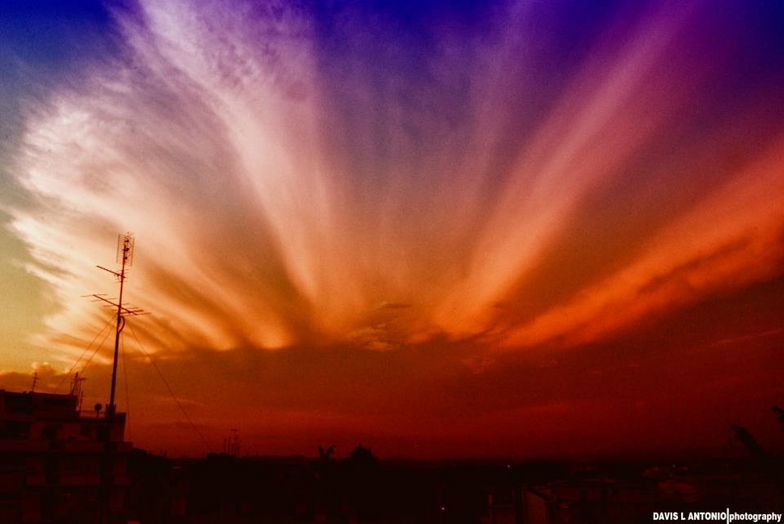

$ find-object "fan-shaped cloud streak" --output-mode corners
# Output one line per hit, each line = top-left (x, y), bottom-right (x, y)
(2, 0), (783, 457)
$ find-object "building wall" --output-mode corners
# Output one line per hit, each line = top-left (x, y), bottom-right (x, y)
(0, 390), (130, 524)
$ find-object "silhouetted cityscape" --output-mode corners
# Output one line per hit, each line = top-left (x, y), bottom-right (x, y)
(2, 0), (784, 522)
(1, 387), (783, 523)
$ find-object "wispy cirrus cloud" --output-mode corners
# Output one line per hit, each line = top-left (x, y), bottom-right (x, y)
(8, 0), (784, 365)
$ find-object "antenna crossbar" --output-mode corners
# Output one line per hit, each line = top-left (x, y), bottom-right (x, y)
(88, 232), (148, 418)
(89, 294), (148, 316)
(96, 265), (122, 279)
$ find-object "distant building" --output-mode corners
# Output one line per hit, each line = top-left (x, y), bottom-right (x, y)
(516, 465), (784, 524)
(0, 389), (131, 523)
(521, 479), (658, 524)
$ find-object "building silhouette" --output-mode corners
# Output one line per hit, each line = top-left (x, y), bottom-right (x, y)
(0, 389), (131, 523)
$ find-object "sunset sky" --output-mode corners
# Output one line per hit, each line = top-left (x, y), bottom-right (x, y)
(1, 0), (783, 459)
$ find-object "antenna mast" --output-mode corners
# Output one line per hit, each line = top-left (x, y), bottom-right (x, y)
(93, 233), (145, 418)
(70, 372), (86, 411)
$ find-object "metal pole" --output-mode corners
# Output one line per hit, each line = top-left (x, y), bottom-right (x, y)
(107, 237), (129, 418)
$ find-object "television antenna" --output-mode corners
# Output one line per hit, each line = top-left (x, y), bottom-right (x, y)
(70, 372), (86, 411)
(90, 233), (147, 417)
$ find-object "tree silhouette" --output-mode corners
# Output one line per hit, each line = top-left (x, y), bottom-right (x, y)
(314, 445), (337, 520)
(344, 444), (379, 520)
(318, 444), (336, 463)
(771, 406), (784, 432)
(347, 444), (377, 469)
(729, 424), (764, 457)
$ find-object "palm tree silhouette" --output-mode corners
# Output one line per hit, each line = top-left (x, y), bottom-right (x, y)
(729, 424), (763, 457)
(771, 406), (784, 432)
(318, 444), (336, 463)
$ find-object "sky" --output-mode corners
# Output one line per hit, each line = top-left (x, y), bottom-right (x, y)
(1, 0), (783, 460)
